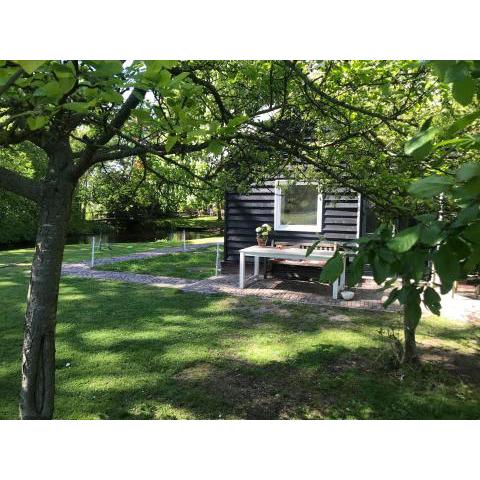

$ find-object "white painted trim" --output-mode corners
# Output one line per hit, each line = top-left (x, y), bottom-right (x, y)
(274, 180), (323, 233)
(356, 193), (361, 239)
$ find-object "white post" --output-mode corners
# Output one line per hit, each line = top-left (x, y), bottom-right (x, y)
(182, 229), (186, 251)
(254, 255), (260, 279)
(91, 236), (96, 267)
(332, 278), (339, 300)
(215, 242), (221, 276)
(239, 252), (245, 288)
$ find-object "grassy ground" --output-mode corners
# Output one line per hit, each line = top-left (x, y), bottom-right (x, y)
(1, 248), (479, 419)
(0, 236), (223, 268)
(154, 215), (224, 230)
(95, 245), (222, 280)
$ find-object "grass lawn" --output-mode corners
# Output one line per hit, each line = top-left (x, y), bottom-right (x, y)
(154, 215), (223, 230)
(1, 248), (479, 419)
(0, 236), (223, 268)
(95, 245), (222, 280)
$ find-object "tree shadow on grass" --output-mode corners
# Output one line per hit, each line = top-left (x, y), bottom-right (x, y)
(2, 273), (480, 420)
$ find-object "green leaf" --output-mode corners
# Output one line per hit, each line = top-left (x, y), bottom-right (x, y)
(383, 287), (399, 308)
(32, 77), (74, 101)
(387, 225), (421, 253)
(464, 248), (480, 272)
(157, 69), (172, 88)
(404, 127), (440, 159)
(420, 117), (433, 131)
(452, 77), (476, 106)
(462, 222), (480, 244)
(423, 286), (441, 316)
(305, 240), (321, 257)
(227, 115), (249, 128)
(93, 61), (123, 77)
(26, 115), (49, 130)
(408, 175), (453, 198)
(372, 255), (390, 284)
(207, 140), (223, 155)
(445, 111), (480, 137)
(420, 222), (444, 246)
(430, 60), (456, 81)
(347, 252), (366, 287)
(433, 244), (460, 294)
(452, 204), (480, 228)
(149, 60), (178, 69)
(456, 162), (480, 182)
(165, 135), (178, 153)
(62, 102), (91, 113)
(444, 61), (470, 83)
(319, 252), (344, 284)
(405, 249), (428, 282)
(15, 60), (45, 74)
(33, 80), (62, 99)
(100, 90), (124, 104)
(171, 72), (190, 85)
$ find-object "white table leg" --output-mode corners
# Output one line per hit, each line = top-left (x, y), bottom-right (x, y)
(239, 252), (245, 289)
(332, 279), (339, 299)
(254, 256), (260, 278)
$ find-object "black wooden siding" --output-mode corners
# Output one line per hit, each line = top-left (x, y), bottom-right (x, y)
(224, 183), (362, 262)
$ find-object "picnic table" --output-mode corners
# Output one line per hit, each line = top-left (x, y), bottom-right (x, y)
(238, 245), (348, 299)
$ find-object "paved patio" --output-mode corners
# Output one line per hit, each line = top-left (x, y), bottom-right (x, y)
(183, 274), (403, 312)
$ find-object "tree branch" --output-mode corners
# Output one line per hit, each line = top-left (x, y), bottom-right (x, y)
(73, 87), (146, 178)
(184, 70), (232, 124)
(285, 60), (412, 130)
(0, 166), (41, 202)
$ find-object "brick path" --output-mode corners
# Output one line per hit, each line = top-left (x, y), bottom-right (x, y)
(183, 274), (403, 313)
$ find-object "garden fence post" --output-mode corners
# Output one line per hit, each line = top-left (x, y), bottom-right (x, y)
(215, 242), (220, 276)
(91, 236), (96, 267)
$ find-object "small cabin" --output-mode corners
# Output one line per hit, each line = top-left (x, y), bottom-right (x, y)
(221, 179), (376, 276)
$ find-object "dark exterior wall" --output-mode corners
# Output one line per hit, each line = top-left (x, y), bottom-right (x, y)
(224, 182), (362, 263)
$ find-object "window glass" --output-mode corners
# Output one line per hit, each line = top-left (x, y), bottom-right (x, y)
(280, 183), (318, 225)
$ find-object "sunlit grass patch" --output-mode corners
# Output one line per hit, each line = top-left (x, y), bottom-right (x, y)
(95, 245), (222, 280)
(1, 265), (479, 420)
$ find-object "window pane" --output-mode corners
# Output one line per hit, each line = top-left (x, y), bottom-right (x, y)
(280, 184), (318, 225)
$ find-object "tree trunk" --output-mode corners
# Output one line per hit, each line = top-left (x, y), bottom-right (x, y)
(20, 156), (75, 419)
(216, 202), (222, 221)
(402, 309), (418, 365)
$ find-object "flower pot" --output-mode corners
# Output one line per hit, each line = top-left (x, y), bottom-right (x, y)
(340, 291), (354, 301)
(256, 236), (267, 247)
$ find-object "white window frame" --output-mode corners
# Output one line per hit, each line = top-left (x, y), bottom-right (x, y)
(274, 180), (323, 232)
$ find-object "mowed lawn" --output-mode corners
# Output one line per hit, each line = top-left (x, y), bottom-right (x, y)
(95, 245), (222, 280)
(1, 248), (479, 419)
(0, 236), (223, 267)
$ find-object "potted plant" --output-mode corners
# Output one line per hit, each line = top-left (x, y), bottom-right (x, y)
(255, 223), (272, 246)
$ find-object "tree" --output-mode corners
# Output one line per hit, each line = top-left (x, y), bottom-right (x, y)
(310, 60), (480, 364)
(0, 60), (289, 418)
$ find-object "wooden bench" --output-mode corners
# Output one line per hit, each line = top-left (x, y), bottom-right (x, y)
(269, 242), (338, 276)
